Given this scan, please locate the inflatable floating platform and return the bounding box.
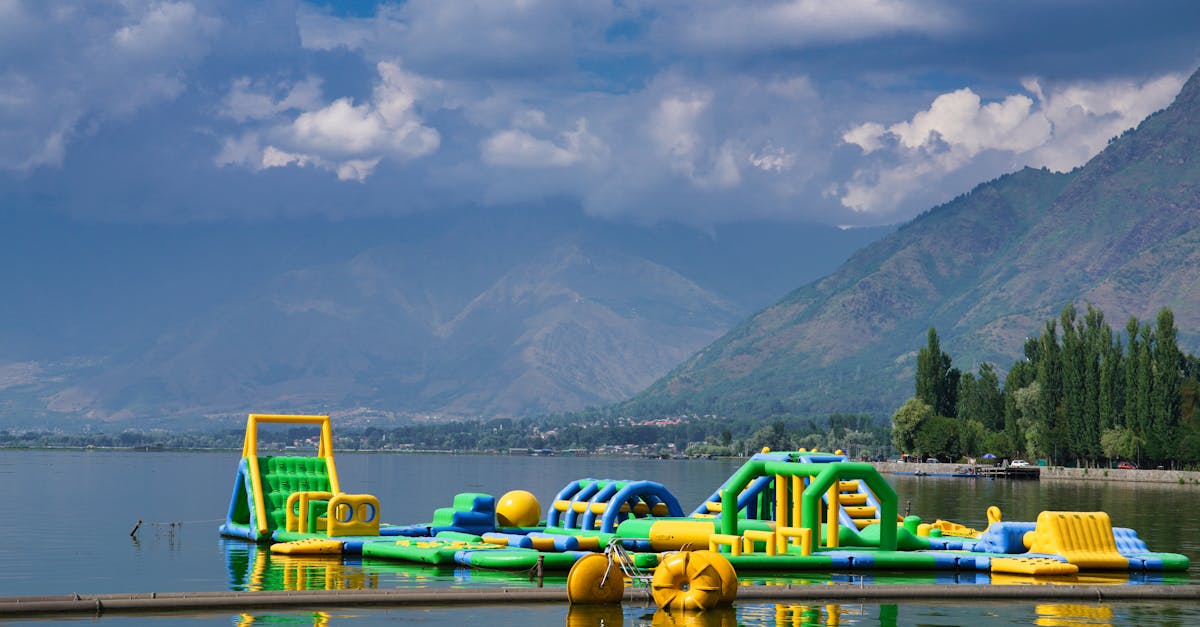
[219,415,1190,578]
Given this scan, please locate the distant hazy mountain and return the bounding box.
[628,67,1200,419]
[0,205,887,429]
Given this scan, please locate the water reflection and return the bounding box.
[222,538,1184,597]
[223,538,569,592]
[236,611,332,626]
[1034,603,1114,627]
[627,603,1129,627]
[566,604,625,626]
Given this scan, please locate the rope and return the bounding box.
[131,518,224,538]
[146,518,225,526]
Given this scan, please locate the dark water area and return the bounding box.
[1,449,1198,625]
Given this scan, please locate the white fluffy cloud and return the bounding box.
[2,0,1196,228]
[840,74,1186,214]
[216,61,440,181]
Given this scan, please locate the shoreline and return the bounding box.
[873,461,1200,486]
[4,445,1199,485]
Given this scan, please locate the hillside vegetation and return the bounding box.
[627,67,1200,421]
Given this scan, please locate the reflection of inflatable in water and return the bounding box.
[219,415,1190,583]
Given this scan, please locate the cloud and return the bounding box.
[649,92,741,189]
[1024,74,1186,172]
[217,61,441,180]
[113,1,213,58]
[221,77,323,123]
[0,1,219,171]
[749,146,796,172]
[839,73,1186,214]
[2,0,1196,229]
[297,0,612,78]
[657,0,957,54]
[482,119,607,168]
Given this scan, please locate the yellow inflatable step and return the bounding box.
[990,557,1079,575]
[838,493,868,506]
[1025,511,1129,569]
[270,538,345,555]
[842,505,876,518]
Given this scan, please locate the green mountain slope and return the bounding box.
[629,68,1200,418]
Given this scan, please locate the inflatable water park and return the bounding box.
[219,415,1189,608]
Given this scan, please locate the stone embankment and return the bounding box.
[873,461,1200,485]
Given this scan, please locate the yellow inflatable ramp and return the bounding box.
[990,556,1079,575]
[270,538,345,555]
[1025,511,1129,569]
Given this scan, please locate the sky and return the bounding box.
[2,0,1199,229]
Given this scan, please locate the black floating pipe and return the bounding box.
[2,585,1198,619]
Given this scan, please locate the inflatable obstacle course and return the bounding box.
[219,415,1190,582]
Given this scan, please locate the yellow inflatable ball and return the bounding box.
[567,553,625,605]
[496,490,541,527]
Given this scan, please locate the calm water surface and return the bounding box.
[1,449,1197,626]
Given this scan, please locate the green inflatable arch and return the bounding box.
[719,461,897,552]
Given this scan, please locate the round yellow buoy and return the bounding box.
[567,553,625,604]
[496,490,541,527]
[651,551,724,612]
[690,550,737,604]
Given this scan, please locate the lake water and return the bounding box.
[1,449,1198,626]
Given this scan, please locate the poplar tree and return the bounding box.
[1125,318,1143,440]
[1079,305,1104,460]
[1135,324,1153,461]
[1036,320,1064,463]
[1099,332,1122,432]
[1152,308,1181,464]
[916,327,959,418]
[1061,306,1087,460]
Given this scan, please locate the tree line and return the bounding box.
[0,412,892,459]
[892,305,1200,468]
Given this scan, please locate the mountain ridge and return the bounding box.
[0,206,888,429]
[629,66,1200,418]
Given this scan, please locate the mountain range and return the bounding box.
[8,65,1200,432]
[0,205,886,429]
[628,66,1200,418]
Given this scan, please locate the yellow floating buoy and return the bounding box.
[651,551,725,612]
[567,553,625,604]
[691,550,737,604]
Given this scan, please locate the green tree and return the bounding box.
[1100,427,1142,463]
[1135,324,1153,462]
[1125,318,1145,439]
[1151,308,1182,465]
[1099,331,1122,432]
[916,327,960,417]
[958,363,1004,431]
[891,398,933,456]
[1061,305,1087,461]
[1036,320,1065,463]
[1012,381,1044,459]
